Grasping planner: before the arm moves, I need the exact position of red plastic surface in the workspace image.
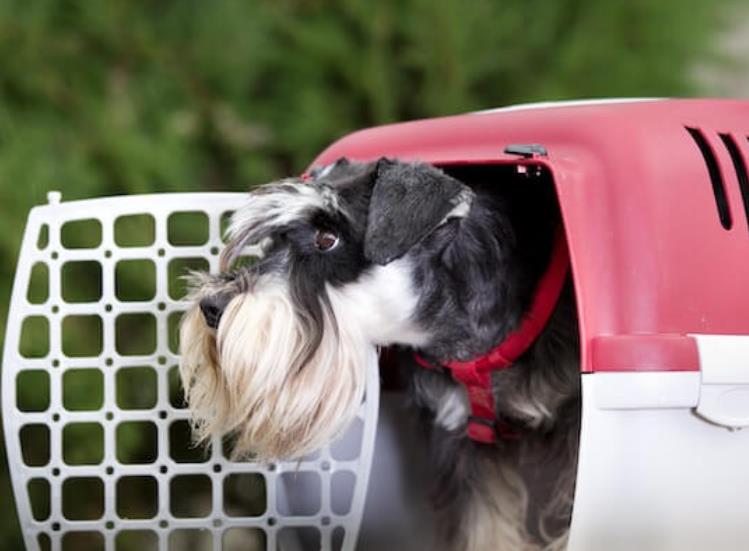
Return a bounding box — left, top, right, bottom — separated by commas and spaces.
590, 335, 699, 372
310, 99, 749, 372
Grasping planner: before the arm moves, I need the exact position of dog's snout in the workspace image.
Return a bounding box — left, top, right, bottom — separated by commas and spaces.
200, 294, 229, 329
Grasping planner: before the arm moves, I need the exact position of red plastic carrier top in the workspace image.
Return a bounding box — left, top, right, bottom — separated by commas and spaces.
310, 99, 749, 374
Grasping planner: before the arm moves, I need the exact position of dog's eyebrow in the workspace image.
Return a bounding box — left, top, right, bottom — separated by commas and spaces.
219, 179, 348, 272
252, 179, 304, 195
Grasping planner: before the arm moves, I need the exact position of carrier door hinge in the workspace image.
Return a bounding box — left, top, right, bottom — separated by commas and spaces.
692, 335, 749, 429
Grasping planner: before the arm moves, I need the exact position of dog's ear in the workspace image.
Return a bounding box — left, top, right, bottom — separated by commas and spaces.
364, 159, 474, 265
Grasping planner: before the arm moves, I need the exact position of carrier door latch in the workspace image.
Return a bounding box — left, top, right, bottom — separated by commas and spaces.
693, 335, 749, 429
504, 144, 548, 158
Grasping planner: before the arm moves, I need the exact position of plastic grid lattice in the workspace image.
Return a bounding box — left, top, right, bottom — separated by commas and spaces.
2, 192, 379, 551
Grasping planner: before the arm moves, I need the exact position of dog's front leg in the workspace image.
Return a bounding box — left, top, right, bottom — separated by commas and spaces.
412, 369, 537, 551
446, 450, 537, 551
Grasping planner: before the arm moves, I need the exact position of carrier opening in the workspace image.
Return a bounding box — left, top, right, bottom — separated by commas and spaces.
371, 161, 582, 549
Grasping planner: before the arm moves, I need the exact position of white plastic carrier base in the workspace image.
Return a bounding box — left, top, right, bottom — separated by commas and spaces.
568, 349, 749, 551
2, 192, 408, 551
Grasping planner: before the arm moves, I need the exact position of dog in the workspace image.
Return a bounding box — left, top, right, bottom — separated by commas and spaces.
179, 158, 581, 551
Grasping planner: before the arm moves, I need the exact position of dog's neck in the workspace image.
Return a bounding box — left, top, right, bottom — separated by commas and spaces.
408, 182, 581, 434
412, 185, 557, 362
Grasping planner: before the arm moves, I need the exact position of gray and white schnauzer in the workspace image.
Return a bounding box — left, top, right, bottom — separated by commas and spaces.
180, 158, 580, 551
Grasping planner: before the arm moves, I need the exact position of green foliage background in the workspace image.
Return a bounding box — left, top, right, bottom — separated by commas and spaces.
0, 0, 743, 549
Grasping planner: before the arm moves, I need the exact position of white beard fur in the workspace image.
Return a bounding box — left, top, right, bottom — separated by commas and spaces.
179, 257, 430, 461
180, 276, 371, 461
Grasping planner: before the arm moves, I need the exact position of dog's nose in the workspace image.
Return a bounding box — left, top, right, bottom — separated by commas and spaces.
200, 295, 228, 329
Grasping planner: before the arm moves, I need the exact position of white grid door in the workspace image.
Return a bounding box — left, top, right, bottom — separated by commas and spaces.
2, 192, 380, 551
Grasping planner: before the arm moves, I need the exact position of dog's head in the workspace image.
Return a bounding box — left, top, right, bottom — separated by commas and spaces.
179, 158, 473, 460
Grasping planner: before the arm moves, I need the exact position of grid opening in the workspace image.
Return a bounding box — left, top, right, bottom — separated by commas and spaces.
62, 315, 103, 357
20, 424, 50, 466
28, 478, 51, 521
63, 368, 104, 411
60, 219, 102, 249
19, 316, 49, 358
116, 476, 158, 519
115, 314, 157, 356
332, 527, 346, 551
27, 262, 49, 304
61, 531, 104, 551
330, 418, 364, 460
331, 471, 356, 515
62, 477, 104, 520
37, 224, 49, 249
168, 312, 183, 354
168, 365, 187, 409
277, 527, 321, 551
169, 420, 209, 463
63, 423, 104, 465
116, 367, 158, 410
170, 474, 212, 518
222, 527, 266, 550
115, 530, 158, 551
116, 422, 158, 464
222, 436, 256, 463
223, 473, 266, 517
114, 214, 156, 247
116, 260, 157, 301
169, 529, 211, 551
231, 256, 256, 271
167, 211, 209, 246
16, 370, 50, 412
277, 472, 321, 516
62, 261, 103, 302
168, 257, 209, 300
220, 211, 235, 243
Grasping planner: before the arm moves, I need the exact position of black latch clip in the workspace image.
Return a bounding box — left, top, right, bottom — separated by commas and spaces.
504, 144, 548, 158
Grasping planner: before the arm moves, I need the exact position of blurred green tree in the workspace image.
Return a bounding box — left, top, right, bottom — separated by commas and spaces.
0, 0, 742, 549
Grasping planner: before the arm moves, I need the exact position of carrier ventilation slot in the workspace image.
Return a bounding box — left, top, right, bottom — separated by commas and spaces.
719, 133, 749, 233
686, 127, 732, 230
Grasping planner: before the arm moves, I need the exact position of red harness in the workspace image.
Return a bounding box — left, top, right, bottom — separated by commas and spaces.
414, 230, 570, 444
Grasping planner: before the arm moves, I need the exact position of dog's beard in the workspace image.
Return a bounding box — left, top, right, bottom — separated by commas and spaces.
179, 277, 369, 461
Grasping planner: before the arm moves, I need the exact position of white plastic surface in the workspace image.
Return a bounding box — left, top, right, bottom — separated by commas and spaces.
568, 371, 749, 551
590, 371, 700, 410
1, 192, 380, 551
693, 334, 749, 428
472, 98, 664, 115
695, 335, 749, 384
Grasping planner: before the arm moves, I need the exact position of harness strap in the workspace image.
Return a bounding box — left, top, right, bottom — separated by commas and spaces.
414, 229, 570, 444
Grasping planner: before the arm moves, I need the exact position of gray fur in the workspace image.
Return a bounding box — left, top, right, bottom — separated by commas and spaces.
403, 163, 580, 548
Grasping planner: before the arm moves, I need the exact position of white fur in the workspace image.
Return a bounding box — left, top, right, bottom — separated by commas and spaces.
440, 187, 474, 224
328, 258, 430, 347
313, 162, 336, 179
507, 395, 553, 428
227, 181, 338, 241
434, 385, 470, 431
459, 460, 534, 551
180, 276, 370, 461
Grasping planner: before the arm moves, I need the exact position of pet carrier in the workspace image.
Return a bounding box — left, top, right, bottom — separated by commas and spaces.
4, 98, 749, 551
309, 98, 749, 551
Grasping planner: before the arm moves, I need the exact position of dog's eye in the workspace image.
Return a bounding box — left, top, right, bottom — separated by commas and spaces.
314, 230, 339, 251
